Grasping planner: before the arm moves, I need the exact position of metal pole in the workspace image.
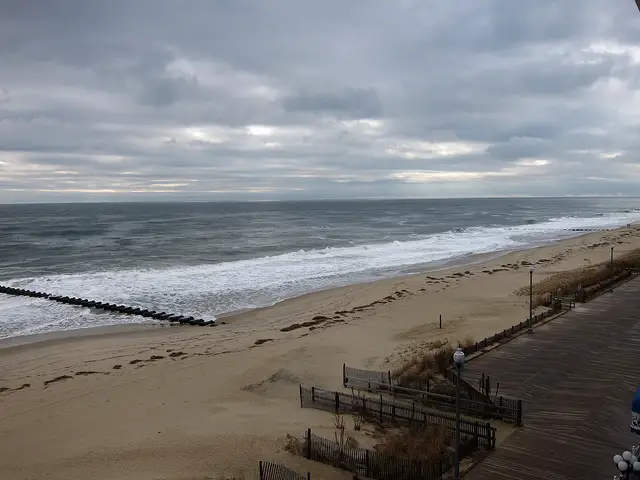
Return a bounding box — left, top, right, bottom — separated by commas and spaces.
528, 270, 533, 333
610, 246, 614, 292
454, 363, 461, 480
611, 246, 614, 277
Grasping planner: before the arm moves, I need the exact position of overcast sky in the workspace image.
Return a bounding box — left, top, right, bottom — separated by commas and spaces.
2, 1, 640, 203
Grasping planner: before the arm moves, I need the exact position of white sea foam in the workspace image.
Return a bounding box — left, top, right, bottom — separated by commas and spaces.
1, 211, 638, 339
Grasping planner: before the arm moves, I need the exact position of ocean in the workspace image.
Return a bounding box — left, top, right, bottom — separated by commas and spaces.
1, 198, 639, 339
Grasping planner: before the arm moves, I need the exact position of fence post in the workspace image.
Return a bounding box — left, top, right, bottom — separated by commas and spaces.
307, 473, 311, 480
311, 386, 315, 403
486, 423, 495, 449
342, 363, 346, 386
365, 449, 370, 477
335, 391, 340, 413
427, 377, 430, 392
259, 460, 264, 480
306, 428, 311, 459
517, 399, 523, 426
474, 421, 479, 439
439, 314, 442, 329
388, 370, 393, 395
380, 394, 383, 422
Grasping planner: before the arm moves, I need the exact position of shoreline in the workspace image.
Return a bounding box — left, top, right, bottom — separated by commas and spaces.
1, 225, 640, 479
0, 227, 626, 347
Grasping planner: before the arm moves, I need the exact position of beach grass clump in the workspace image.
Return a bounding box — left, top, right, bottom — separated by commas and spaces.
391, 343, 454, 387
374, 424, 450, 462
516, 249, 640, 298
284, 433, 305, 455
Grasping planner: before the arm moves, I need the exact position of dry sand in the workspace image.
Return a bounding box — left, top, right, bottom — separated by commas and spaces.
1, 226, 640, 479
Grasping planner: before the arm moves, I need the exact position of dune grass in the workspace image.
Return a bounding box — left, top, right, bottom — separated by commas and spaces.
391, 337, 474, 387
374, 424, 451, 462
516, 249, 640, 299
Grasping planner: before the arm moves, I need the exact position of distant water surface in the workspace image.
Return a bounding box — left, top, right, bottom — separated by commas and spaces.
1, 198, 639, 339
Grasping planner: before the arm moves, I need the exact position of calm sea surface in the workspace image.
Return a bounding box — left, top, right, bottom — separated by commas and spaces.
1, 198, 639, 338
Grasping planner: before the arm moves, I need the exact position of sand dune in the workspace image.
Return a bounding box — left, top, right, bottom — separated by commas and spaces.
1, 226, 639, 479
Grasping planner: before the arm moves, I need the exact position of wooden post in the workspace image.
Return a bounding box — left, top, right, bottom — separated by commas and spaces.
306, 428, 312, 458
311, 386, 315, 403
307, 473, 310, 480
379, 394, 383, 422
517, 399, 523, 426
299, 384, 303, 408
259, 460, 264, 480
335, 391, 340, 413
365, 449, 370, 477
388, 370, 393, 395
489, 424, 496, 449
342, 363, 346, 386
439, 314, 442, 329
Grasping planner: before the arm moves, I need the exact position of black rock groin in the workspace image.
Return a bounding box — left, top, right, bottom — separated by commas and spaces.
0, 285, 215, 327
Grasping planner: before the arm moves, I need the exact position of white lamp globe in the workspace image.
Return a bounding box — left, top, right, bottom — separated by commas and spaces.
615, 454, 624, 464
623, 451, 633, 461
453, 347, 465, 366
618, 461, 629, 472
529, 266, 534, 273
633, 461, 640, 472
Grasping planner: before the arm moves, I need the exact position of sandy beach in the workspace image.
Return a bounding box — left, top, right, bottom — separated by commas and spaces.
1, 226, 639, 480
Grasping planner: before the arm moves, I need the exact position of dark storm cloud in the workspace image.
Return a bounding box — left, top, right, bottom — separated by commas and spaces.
282, 88, 382, 118
1, 0, 640, 202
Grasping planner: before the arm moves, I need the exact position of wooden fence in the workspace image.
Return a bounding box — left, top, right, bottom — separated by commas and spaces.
300, 386, 496, 449
302, 428, 478, 480
259, 461, 309, 480
343, 365, 522, 425
460, 305, 560, 357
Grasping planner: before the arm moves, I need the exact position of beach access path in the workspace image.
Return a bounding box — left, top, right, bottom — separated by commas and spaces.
464, 276, 640, 479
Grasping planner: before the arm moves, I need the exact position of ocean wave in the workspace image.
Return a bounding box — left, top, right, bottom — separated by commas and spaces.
2, 210, 639, 338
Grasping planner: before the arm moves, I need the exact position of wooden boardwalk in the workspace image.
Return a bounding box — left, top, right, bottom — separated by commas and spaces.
465, 277, 640, 479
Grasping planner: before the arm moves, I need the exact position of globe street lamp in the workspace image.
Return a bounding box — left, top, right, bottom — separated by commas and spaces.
453, 347, 465, 480
613, 447, 640, 479
528, 266, 534, 333
613, 386, 640, 478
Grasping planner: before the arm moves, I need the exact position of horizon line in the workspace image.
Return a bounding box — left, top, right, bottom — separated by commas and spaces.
1, 195, 640, 206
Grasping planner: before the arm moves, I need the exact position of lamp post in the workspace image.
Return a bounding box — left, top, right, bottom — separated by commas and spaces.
613, 447, 640, 479
528, 266, 534, 333
453, 347, 465, 480
610, 246, 615, 292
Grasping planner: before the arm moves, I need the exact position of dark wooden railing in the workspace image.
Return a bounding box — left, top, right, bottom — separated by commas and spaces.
343, 364, 523, 425
301, 428, 478, 480
300, 386, 496, 449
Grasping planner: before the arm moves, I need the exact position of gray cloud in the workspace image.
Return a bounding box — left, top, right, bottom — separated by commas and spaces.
1, 0, 640, 203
